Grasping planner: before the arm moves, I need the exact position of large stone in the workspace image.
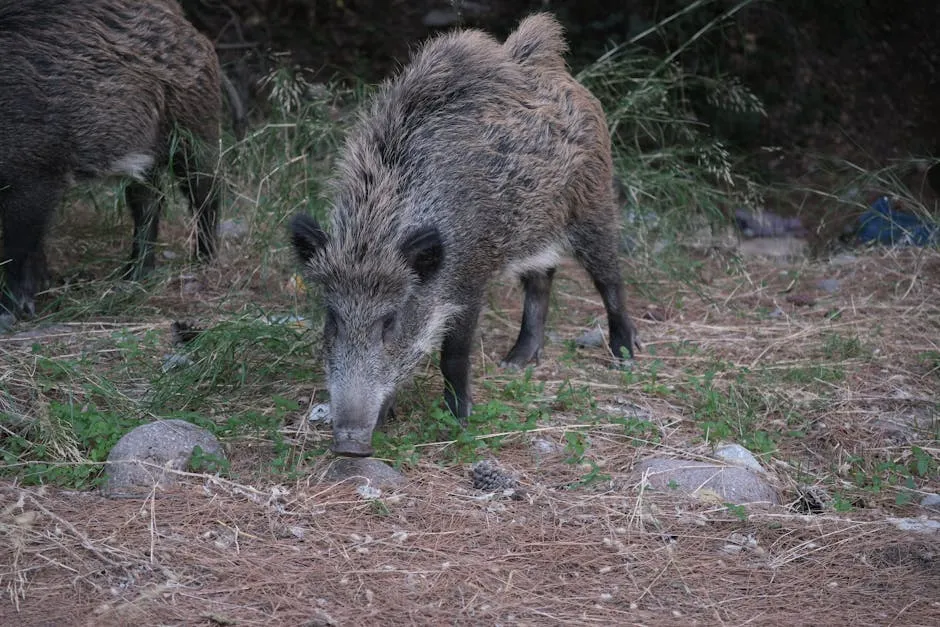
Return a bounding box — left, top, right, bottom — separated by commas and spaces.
634, 457, 780, 505
713, 443, 766, 474
103, 419, 224, 498
321, 457, 406, 490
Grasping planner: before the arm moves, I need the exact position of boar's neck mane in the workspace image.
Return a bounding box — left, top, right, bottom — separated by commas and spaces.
319, 30, 535, 283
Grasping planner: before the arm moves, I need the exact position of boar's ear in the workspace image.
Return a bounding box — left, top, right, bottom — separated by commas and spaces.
401, 226, 444, 284
290, 213, 328, 264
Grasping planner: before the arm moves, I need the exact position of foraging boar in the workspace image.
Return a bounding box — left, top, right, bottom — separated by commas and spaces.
0, 0, 223, 321
291, 13, 640, 457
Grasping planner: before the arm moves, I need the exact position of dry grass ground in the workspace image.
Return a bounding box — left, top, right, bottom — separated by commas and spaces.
1, 475, 937, 626
1, 195, 937, 624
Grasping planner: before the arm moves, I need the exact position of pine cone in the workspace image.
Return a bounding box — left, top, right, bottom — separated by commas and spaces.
470, 460, 518, 492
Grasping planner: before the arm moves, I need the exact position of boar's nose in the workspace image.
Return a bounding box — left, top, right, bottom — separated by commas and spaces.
331, 430, 375, 457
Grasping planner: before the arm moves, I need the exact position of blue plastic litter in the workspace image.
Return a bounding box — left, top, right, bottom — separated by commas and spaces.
856, 196, 938, 247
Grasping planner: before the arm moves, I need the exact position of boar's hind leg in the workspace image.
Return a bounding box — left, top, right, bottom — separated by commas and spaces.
0, 179, 63, 320
568, 217, 639, 361
123, 179, 164, 280
440, 303, 482, 424
173, 146, 219, 263
500, 268, 556, 369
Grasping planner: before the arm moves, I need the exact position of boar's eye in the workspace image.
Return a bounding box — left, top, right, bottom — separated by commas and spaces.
381, 312, 397, 343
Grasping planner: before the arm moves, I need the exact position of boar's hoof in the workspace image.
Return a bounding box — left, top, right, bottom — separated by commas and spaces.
331, 439, 374, 458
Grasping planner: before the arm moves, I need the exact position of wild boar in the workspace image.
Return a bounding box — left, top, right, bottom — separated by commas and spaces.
0, 0, 224, 322
291, 12, 640, 457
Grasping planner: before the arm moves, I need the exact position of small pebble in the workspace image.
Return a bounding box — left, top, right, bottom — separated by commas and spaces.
816, 278, 841, 293
531, 437, 563, 456
180, 274, 203, 296
829, 253, 858, 266
575, 328, 605, 348
920, 493, 940, 511
161, 353, 193, 372
356, 485, 382, 500
308, 403, 332, 425
887, 517, 940, 534
218, 219, 249, 240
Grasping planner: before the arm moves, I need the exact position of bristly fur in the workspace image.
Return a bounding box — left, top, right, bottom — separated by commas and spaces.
292, 12, 638, 456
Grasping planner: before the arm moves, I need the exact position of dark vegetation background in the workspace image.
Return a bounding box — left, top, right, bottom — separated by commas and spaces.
182, 0, 940, 175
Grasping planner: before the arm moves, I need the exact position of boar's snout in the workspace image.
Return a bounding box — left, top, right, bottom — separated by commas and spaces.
331, 433, 375, 457
327, 388, 394, 458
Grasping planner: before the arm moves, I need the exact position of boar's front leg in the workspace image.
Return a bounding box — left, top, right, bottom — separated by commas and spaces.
0, 177, 63, 321
440, 303, 482, 424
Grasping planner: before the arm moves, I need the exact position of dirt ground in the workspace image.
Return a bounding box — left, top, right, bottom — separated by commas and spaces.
2, 236, 938, 625
1, 476, 937, 626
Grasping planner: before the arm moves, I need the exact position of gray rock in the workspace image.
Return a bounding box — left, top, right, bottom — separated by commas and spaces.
531, 437, 565, 457
886, 517, 940, 534
736, 236, 808, 263
633, 457, 780, 505
0, 312, 14, 332
829, 253, 858, 266
161, 353, 193, 372
103, 419, 224, 498
575, 328, 605, 348
321, 457, 405, 490
713, 443, 765, 474
920, 493, 940, 511
599, 401, 653, 422
816, 278, 841, 293
307, 403, 332, 425
734, 208, 806, 238
178, 274, 204, 296
218, 219, 248, 240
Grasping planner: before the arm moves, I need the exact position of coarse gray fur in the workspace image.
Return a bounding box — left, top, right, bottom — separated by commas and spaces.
291, 12, 640, 457
0, 0, 223, 322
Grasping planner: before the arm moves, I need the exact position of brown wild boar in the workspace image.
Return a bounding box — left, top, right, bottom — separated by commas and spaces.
291, 13, 640, 457
0, 0, 224, 323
